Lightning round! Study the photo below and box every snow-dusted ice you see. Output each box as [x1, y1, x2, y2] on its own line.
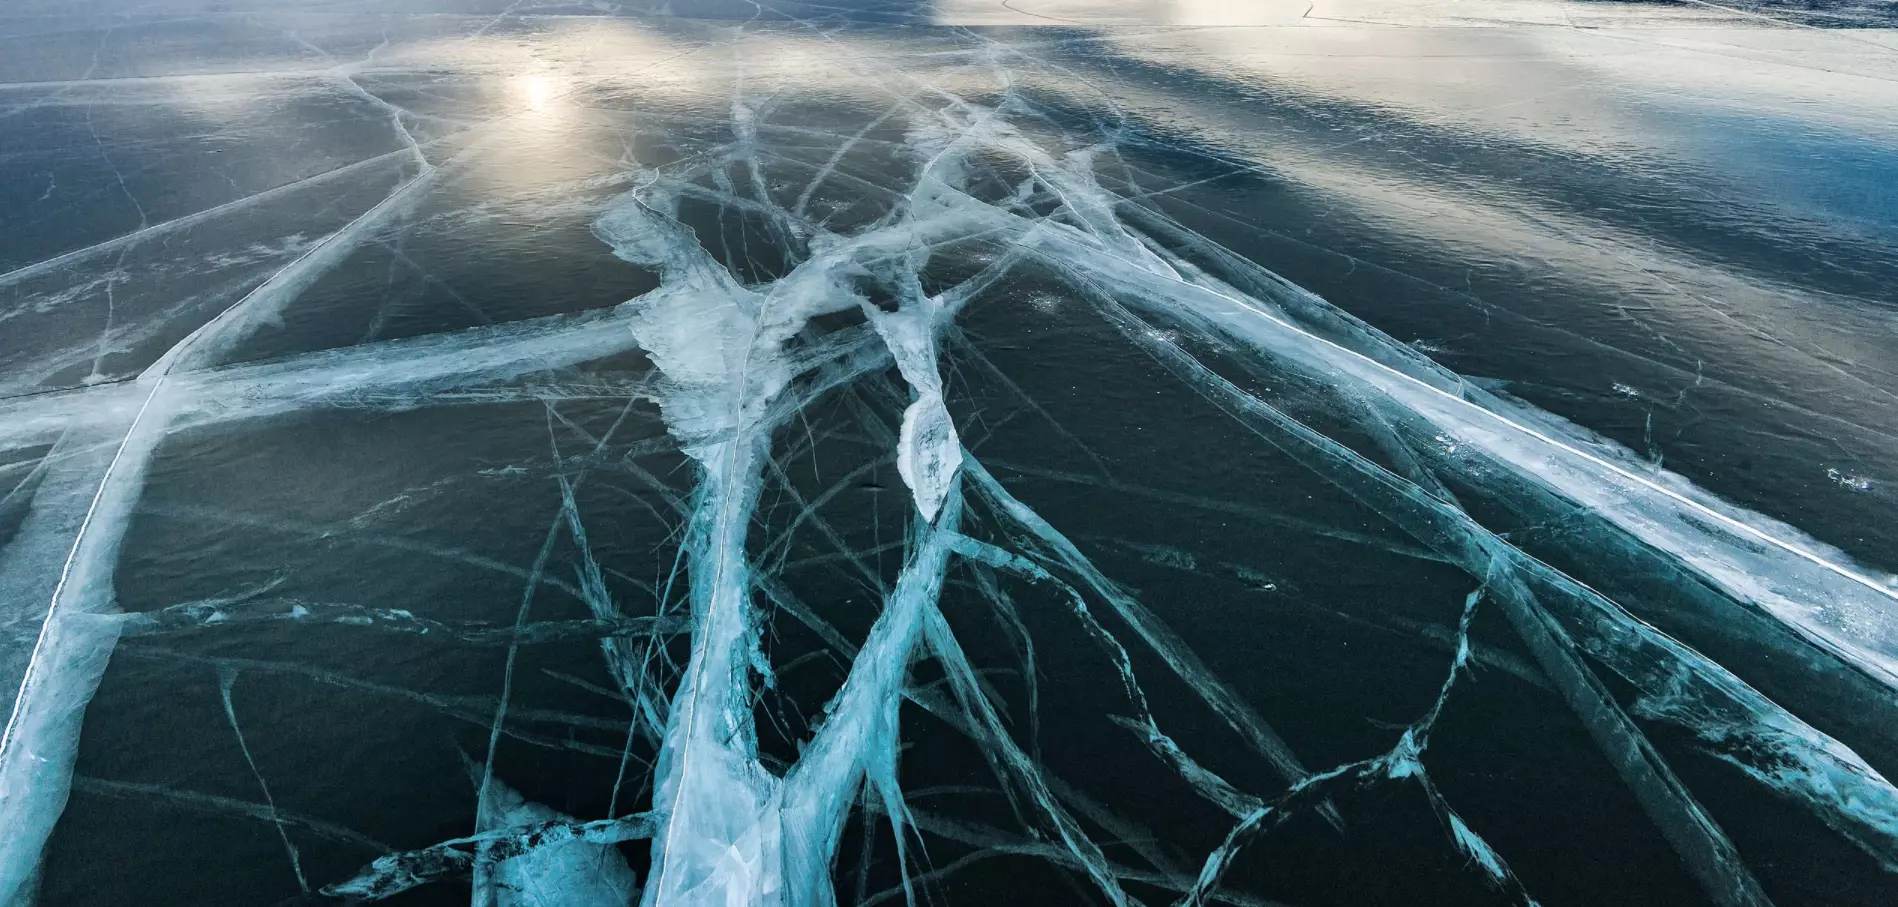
[2, 2, 1897, 906]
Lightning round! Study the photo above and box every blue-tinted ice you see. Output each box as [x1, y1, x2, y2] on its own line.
[2, 3, 1897, 906]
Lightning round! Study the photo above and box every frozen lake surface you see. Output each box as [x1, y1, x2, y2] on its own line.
[2, 2, 1897, 905]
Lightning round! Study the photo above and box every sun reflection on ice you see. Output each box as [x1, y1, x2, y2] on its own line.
[465, 71, 599, 194]
[518, 74, 557, 112]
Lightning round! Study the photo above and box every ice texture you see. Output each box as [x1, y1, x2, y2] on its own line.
[2, 8, 1895, 907]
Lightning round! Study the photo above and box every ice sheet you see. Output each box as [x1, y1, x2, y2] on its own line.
[3, 4, 1895, 907]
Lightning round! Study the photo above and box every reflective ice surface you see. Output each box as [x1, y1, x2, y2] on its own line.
[2, 1, 1897, 905]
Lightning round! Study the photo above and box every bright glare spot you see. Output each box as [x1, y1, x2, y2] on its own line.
[521, 75, 554, 110]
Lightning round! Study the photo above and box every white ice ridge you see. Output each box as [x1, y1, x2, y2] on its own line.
[587, 146, 991, 905]
[958, 141, 1898, 884]
[0, 385, 170, 907]
[1002, 139, 1898, 694]
[0, 72, 486, 902]
[583, 96, 1746, 907]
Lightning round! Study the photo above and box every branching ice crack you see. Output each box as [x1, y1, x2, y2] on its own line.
[10, 31, 1897, 907]
[217, 667, 309, 893]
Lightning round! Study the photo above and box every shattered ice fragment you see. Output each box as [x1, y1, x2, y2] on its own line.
[1827, 468, 1872, 491]
[1448, 812, 1511, 882]
[477, 775, 640, 907]
[865, 297, 961, 522]
[1230, 566, 1277, 592]
[1119, 540, 1197, 571]
[895, 394, 962, 522]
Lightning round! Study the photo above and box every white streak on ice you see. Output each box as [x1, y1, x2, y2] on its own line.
[0, 384, 167, 906]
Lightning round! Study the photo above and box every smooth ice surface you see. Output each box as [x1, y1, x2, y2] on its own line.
[2, 2, 1897, 907]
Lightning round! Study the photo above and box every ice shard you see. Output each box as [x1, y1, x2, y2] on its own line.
[864, 296, 961, 522]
